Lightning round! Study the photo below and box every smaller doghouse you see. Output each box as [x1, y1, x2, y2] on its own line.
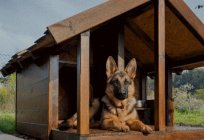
[1, 0, 204, 140]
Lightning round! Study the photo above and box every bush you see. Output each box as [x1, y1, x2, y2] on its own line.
[0, 112, 15, 133]
[195, 88, 204, 100]
[0, 74, 16, 112]
[173, 84, 204, 113]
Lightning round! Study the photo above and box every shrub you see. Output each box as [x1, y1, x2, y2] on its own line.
[173, 84, 204, 113]
[195, 88, 204, 100]
[0, 112, 15, 133]
[0, 74, 16, 112]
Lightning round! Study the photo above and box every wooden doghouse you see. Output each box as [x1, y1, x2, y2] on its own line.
[1, 0, 204, 140]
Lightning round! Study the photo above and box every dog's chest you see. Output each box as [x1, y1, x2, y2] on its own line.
[115, 108, 128, 120]
[102, 95, 137, 121]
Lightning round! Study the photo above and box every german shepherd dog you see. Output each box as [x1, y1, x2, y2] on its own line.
[59, 56, 152, 133]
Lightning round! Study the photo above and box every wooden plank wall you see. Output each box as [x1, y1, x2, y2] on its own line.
[16, 61, 49, 139]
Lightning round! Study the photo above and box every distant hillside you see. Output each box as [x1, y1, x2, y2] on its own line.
[173, 68, 204, 90]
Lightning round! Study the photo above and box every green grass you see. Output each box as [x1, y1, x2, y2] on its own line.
[0, 112, 15, 133]
[175, 110, 204, 126]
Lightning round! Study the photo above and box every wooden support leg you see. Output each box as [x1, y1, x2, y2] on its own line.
[141, 73, 147, 101]
[48, 55, 59, 138]
[166, 70, 174, 126]
[77, 31, 90, 134]
[118, 25, 125, 70]
[154, 0, 166, 131]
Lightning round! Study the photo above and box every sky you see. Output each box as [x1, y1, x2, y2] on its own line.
[184, 0, 204, 23]
[0, 0, 203, 68]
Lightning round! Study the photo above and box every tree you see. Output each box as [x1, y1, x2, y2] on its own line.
[173, 69, 204, 91]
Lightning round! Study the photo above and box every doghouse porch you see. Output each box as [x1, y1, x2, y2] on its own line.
[51, 127, 204, 140]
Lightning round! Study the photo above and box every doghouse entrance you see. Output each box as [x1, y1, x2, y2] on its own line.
[56, 21, 155, 138]
[58, 22, 119, 122]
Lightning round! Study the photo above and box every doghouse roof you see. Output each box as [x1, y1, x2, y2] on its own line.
[1, 0, 204, 76]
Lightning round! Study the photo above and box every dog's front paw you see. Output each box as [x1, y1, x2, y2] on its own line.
[141, 125, 153, 134]
[67, 118, 77, 128]
[59, 121, 69, 131]
[120, 124, 130, 132]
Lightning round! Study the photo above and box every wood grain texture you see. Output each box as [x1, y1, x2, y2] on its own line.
[51, 128, 204, 140]
[125, 26, 154, 66]
[165, 70, 174, 126]
[141, 73, 147, 100]
[154, 0, 166, 131]
[16, 62, 49, 139]
[167, 0, 204, 43]
[48, 55, 59, 137]
[48, 0, 150, 44]
[77, 31, 90, 134]
[17, 109, 48, 124]
[17, 122, 48, 140]
[118, 25, 125, 70]
[126, 18, 154, 52]
[130, 5, 204, 69]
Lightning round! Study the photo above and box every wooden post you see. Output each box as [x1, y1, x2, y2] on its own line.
[154, 0, 166, 131]
[166, 69, 174, 126]
[141, 73, 147, 101]
[48, 55, 59, 138]
[118, 26, 125, 70]
[77, 31, 90, 134]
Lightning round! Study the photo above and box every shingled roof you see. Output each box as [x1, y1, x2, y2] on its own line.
[1, 0, 204, 76]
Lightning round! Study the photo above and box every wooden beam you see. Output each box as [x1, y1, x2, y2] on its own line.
[165, 69, 174, 126]
[171, 55, 204, 70]
[126, 18, 174, 64]
[126, 19, 154, 52]
[167, 0, 204, 45]
[77, 31, 90, 134]
[118, 25, 125, 70]
[32, 34, 56, 52]
[141, 73, 147, 100]
[154, 0, 166, 131]
[48, 55, 59, 138]
[48, 0, 150, 44]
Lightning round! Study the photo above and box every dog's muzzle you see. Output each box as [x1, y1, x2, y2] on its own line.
[114, 91, 128, 100]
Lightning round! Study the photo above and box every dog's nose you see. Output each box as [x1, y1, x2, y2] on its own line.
[114, 91, 128, 100]
[120, 92, 128, 98]
[121, 92, 127, 95]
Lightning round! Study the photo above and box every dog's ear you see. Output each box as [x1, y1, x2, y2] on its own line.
[125, 58, 137, 79]
[106, 56, 118, 78]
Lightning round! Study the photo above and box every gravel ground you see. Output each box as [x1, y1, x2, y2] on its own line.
[0, 131, 24, 140]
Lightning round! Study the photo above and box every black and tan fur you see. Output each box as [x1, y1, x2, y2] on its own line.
[59, 56, 152, 133]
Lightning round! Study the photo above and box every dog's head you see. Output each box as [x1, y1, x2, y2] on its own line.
[106, 56, 137, 101]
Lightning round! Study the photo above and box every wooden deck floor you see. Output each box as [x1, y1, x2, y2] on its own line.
[51, 126, 204, 140]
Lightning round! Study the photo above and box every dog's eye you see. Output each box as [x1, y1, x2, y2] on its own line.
[124, 79, 130, 85]
[114, 79, 119, 83]
[111, 79, 119, 85]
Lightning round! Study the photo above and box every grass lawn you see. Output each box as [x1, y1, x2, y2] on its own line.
[175, 110, 204, 126]
[0, 110, 204, 133]
[0, 112, 15, 133]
